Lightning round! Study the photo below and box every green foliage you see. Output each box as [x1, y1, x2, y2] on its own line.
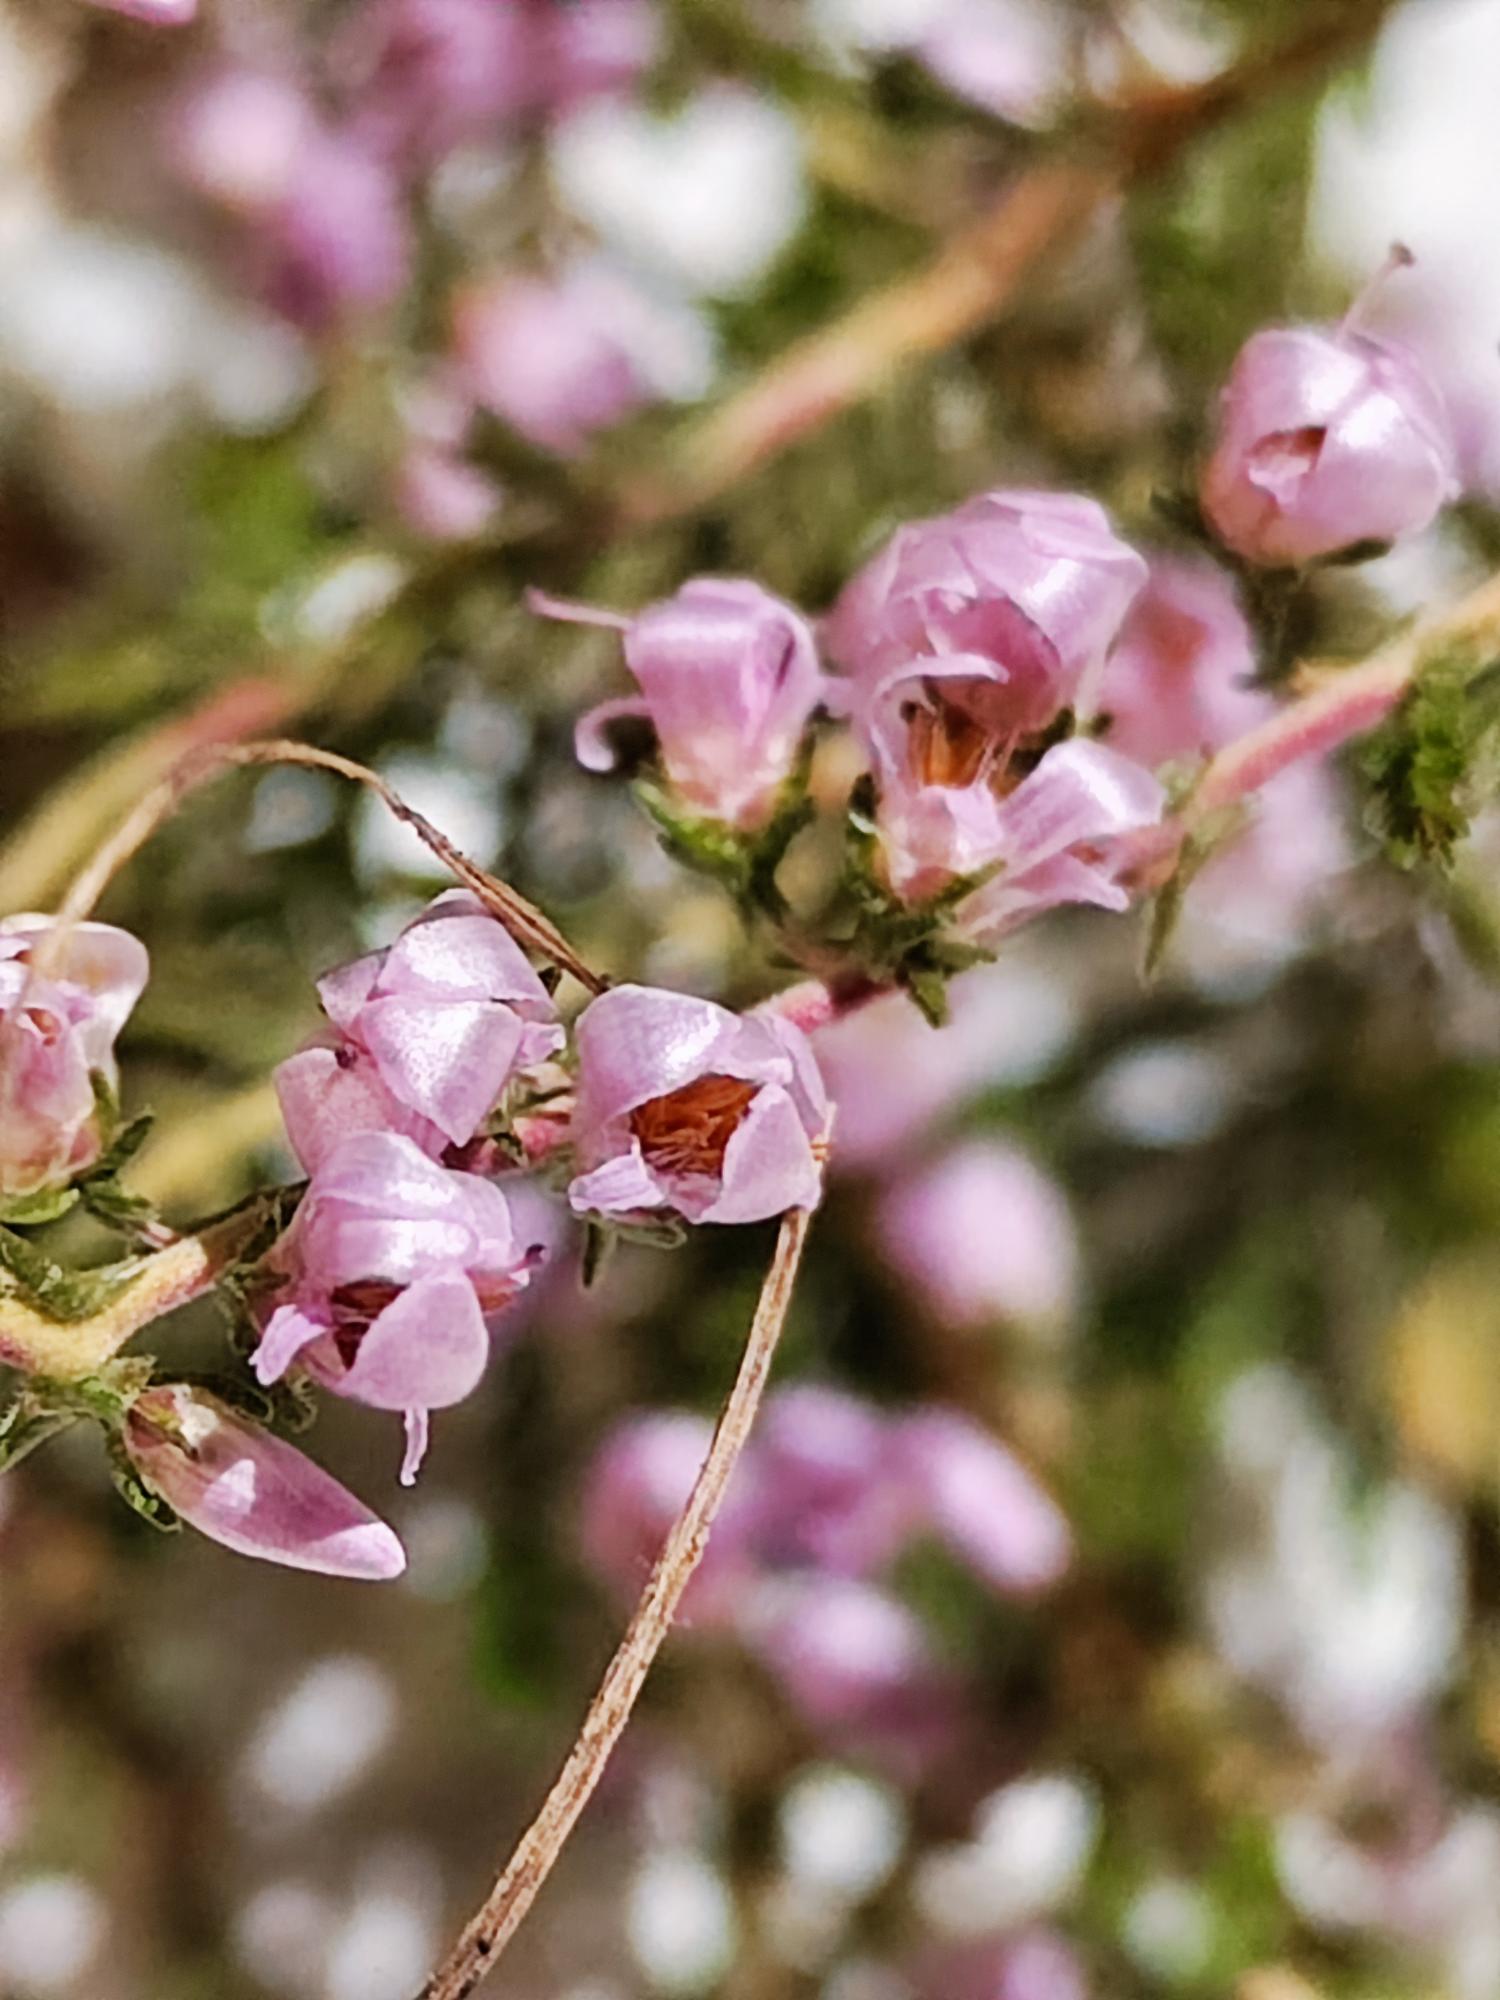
[1362, 651, 1500, 870]
[632, 760, 816, 922]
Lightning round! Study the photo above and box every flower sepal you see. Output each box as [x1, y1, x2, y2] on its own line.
[632, 750, 816, 921]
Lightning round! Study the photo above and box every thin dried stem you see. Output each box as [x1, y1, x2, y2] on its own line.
[30, 738, 607, 997]
[621, 0, 1395, 523]
[415, 1201, 815, 2000]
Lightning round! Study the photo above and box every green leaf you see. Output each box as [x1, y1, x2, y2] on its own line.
[0, 1186, 81, 1228]
[1362, 649, 1500, 871]
[105, 1435, 181, 1534]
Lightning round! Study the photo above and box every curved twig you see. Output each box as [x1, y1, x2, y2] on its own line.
[414, 1201, 814, 2000]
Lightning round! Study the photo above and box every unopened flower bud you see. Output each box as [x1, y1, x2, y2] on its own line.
[539, 577, 826, 831]
[122, 1384, 405, 1579]
[1201, 324, 1459, 567]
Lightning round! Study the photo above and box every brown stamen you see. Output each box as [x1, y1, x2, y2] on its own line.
[630, 1075, 759, 1178]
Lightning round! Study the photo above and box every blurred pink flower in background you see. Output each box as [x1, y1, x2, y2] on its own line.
[877, 1139, 1081, 1336]
[539, 576, 826, 830]
[256, 1131, 539, 1482]
[123, 1384, 406, 1579]
[1201, 323, 1458, 567]
[1106, 557, 1349, 978]
[0, 916, 148, 1197]
[171, 69, 316, 214]
[330, 0, 535, 171]
[568, 985, 828, 1225]
[453, 263, 659, 456]
[85, 0, 196, 21]
[256, 130, 410, 331]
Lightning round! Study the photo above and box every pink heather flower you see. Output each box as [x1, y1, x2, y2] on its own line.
[536, 577, 826, 831]
[258, 131, 410, 331]
[1201, 324, 1459, 567]
[876, 737, 1165, 938]
[897, 1410, 1071, 1593]
[275, 890, 563, 1173]
[0, 917, 148, 1198]
[828, 490, 1148, 733]
[255, 1132, 537, 1483]
[877, 1139, 1081, 1335]
[567, 984, 827, 1225]
[123, 1384, 405, 1580]
[453, 265, 655, 457]
[331, 0, 534, 171]
[917, 3, 1066, 128]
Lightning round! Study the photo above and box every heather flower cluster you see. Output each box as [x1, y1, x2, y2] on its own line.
[582, 1387, 1069, 1747]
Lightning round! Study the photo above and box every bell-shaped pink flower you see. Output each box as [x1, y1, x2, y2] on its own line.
[897, 1410, 1071, 1594]
[877, 1139, 1080, 1335]
[123, 1384, 406, 1579]
[828, 489, 1147, 734]
[1201, 324, 1459, 567]
[255, 1132, 537, 1483]
[0, 917, 149, 1198]
[876, 737, 1165, 940]
[276, 890, 562, 1172]
[537, 577, 826, 831]
[453, 264, 656, 457]
[745, 1574, 949, 1736]
[567, 984, 827, 1225]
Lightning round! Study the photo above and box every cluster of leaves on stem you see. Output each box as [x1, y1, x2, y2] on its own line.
[1362, 649, 1500, 871]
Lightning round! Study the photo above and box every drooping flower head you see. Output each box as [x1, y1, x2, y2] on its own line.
[275, 890, 562, 1173]
[123, 1384, 405, 1579]
[255, 1131, 538, 1482]
[829, 489, 1148, 737]
[537, 577, 827, 831]
[567, 985, 827, 1225]
[0, 916, 149, 1198]
[1201, 324, 1459, 567]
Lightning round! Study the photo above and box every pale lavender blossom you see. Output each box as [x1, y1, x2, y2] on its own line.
[0, 917, 149, 1198]
[171, 69, 315, 214]
[877, 1139, 1081, 1335]
[275, 890, 562, 1172]
[535, 577, 826, 830]
[542, 0, 660, 109]
[1201, 324, 1459, 566]
[123, 1384, 406, 1579]
[828, 490, 1147, 732]
[578, 1410, 749, 1622]
[568, 985, 827, 1225]
[255, 1132, 538, 1483]
[746, 1386, 914, 1577]
[746, 1574, 946, 1733]
[453, 265, 656, 456]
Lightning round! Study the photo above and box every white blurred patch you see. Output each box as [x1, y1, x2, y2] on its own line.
[1122, 1876, 1215, 1982]
[779, 1766, 906, 1900]
[1206, 1366, 1462, 1747]
[397, 1491, 489, 1602]
[234, 1880, 334, 1997]
[914, 1773, 1098, 1938]
[626, 1847, 737, 1995]
[1087, 1040, 1237, 1147]
[242, 1656, 398, 1814]
[353, 754, 505, 882]
[324, 1846, 442, 2000]
[550, 88, 806, 299]
[275, 552, 409, 650]
[0, 1875, 106, 1993]
[244, 767, 341, 854]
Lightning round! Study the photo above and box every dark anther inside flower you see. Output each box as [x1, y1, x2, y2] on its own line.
[628, 1075, 761, 1179]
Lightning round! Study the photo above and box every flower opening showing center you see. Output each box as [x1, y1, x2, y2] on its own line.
[1248, 425, 1326, 505]
[629, 1074, 760, 1178]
